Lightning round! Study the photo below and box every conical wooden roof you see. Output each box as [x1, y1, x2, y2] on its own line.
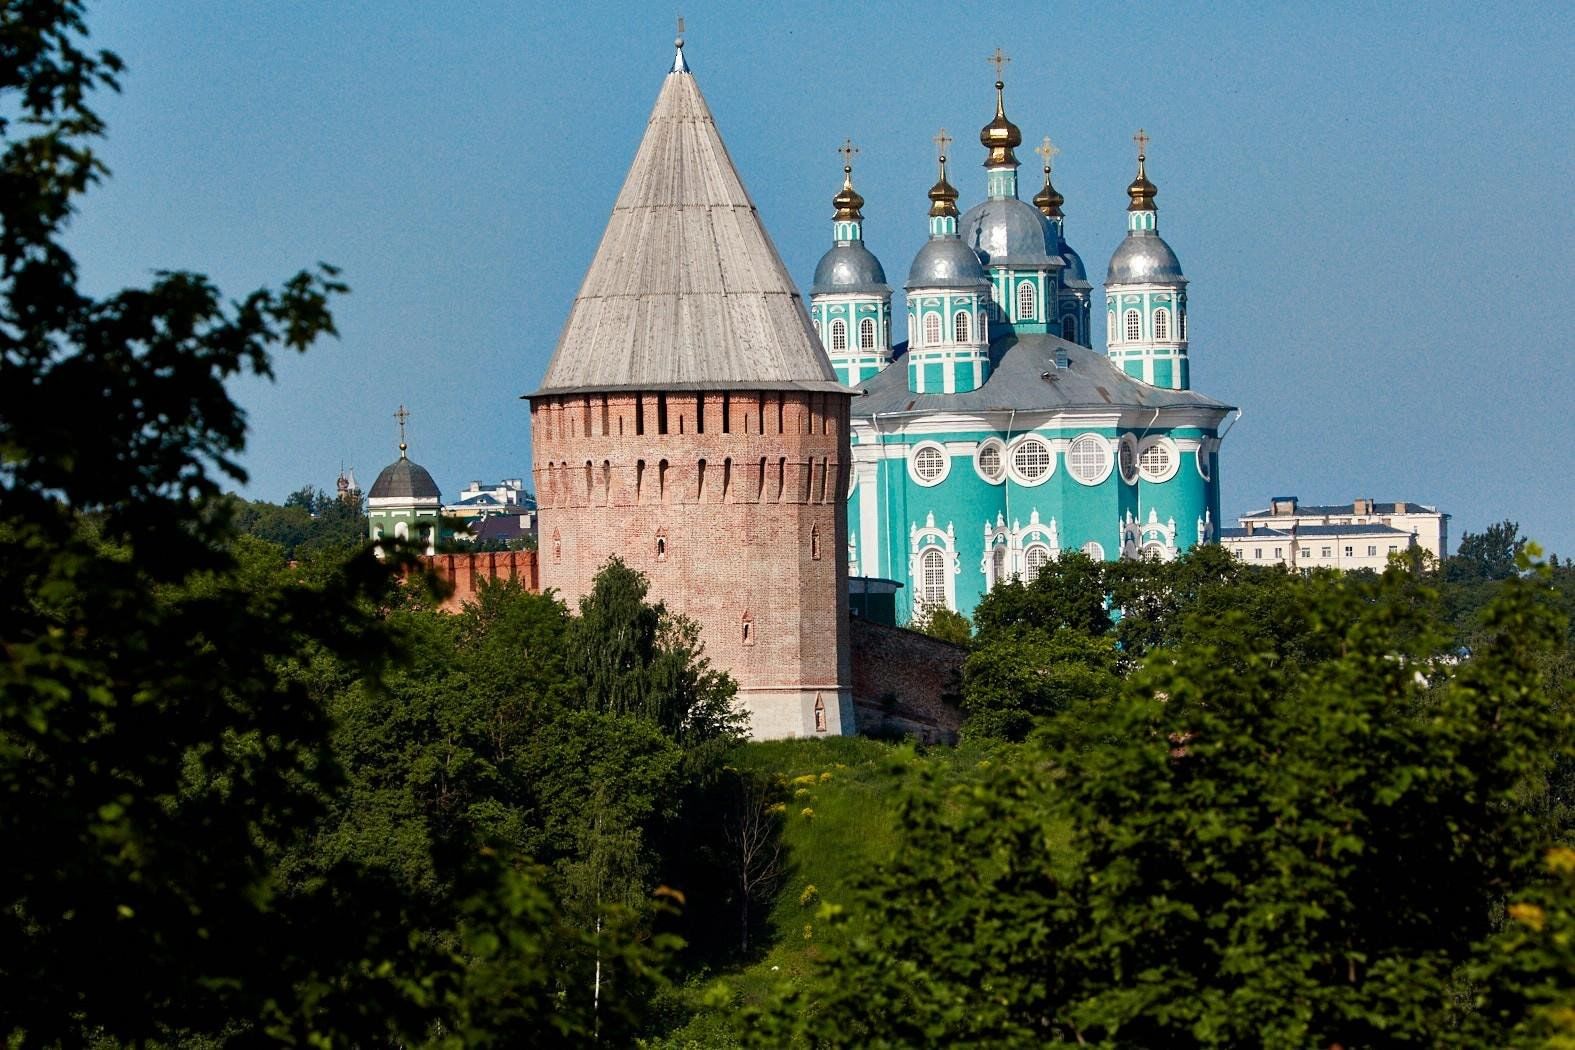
[533, 46, 844, 396]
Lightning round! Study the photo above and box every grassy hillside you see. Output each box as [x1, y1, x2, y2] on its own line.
[649, 735, 993, 1047]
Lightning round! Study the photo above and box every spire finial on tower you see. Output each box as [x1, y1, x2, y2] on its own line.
[671, 16, 690, 74]
[394, 404, 410, 457]
[980, 49, 1021, 168]
[1127, 128, 1158, 212]
[1033, 135, 1065, 218]
[928, 128, 959, 220]
[831, 138, 864, 222]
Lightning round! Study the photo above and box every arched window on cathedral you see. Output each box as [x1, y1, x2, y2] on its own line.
[1125, 309, 1141, 342]
[953, 310, 971, 344]
[1062, 315, 1077, 342]
[992, 545, 1007, 586]
[1017, 281, 1036, 321]
[859, 318, 876, 350]
[919, 547, 946, 608]
[923, 312, 942, 346]
[830, 319, 847, 351]
[1024, 544, 1049, 583]
[1154, 308, 1170, 341]
[1179, 308, 1187, 340]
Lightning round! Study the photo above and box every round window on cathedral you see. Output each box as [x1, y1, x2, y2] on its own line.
[1067, 434, 1113, 486]
[975, 440, 1006, 484]
[909, 443, 949, 486]
[1138, 437, 1180, 483]
[1010, 437, 1053, 485]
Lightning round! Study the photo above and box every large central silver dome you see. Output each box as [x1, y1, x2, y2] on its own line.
[811, 242, 890, 296]
[906, 239, 989, 290]
[1107, 230, 1185, 284]
[959, 197, 1059, 268]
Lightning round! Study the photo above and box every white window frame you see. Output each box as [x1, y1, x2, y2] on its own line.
[1124, 309, 1141, 342]
[907, 441, 950, 487]
[1154, 307, 1170, 341]
[974, 438, 1006, 485]
[1137, 436, 1180, 483]
[859, 317, 876, 350]
[923, 312, 943, 346]
[830, 318, 847, 351]
[1195, 437, 1215, 481]
[953, 310, 971, 344]
[1007, 435, 1055, 486]
[1066, 433, 1114, 486]
[1017, 281, 1037, 321]
[1082, 541, 1105, 561]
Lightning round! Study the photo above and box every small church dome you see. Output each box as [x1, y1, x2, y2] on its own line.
[811, 242, 890, 295]
[959, 196, 1057, 267]
[1106, 231, 1184, 284]
[906, 238, 989, 290]
[1060, 240, 1087, 282]
[368, 455, 441, 500]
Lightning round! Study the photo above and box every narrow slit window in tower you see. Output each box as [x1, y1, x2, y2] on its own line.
[657, 393, 668, 435]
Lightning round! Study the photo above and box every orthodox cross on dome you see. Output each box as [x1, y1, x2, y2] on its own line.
[987, 46, 1010, 82]
[933, 126, 953, 162]
[1035, 135, 1059, 172]
[838, 137, 859, 171]
[394, 404, 410, 454]
[1133, 127, 1150, 161]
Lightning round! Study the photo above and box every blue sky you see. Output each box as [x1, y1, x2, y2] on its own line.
[69, 2, 1573, 554]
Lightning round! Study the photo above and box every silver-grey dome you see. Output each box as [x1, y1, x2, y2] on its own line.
[959, 197, 1058, 267]
[905, 238, 989, 290]
[368, 456, 441, 500]
[810, 242, 890, 296]
[1059, 240, 1087, 282]
[1106, 230, 1186, 284]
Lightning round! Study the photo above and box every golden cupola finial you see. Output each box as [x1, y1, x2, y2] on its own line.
[980, 48, 1021, 168]
[929, 128, 959, 219]
[832, 138, 864, 221]
[1033, 135, 1064, 218]
[1127, 127, 1158, 212]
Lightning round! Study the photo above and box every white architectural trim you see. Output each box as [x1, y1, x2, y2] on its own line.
[1007, 434, 1056, 486]
[910, 513, 958, 612]
[1137, 435, 1181, 483]
[1066, 433, 1115, 486]
[907, 441, 951, 487]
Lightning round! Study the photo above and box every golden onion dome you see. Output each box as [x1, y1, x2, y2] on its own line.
[928, 155, 959, 219]
[980, 81, 1021, 168]
[1034, 167, 1064, 219]
[832, 165, 864, 221]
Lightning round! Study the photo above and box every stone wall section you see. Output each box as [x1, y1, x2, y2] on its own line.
[416, 551, 540, 614]
[848, 617, 965, 744]
[531, 389, 854, 739]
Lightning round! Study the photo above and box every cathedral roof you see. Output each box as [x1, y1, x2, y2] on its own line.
[1107, 230, 1186, 285]
[855, 334, 1231, 416]
[959, 196, 1062, 269]
[532, 42, 844, 397]
[811, 242, 889, 296]
[906, 238, 989, 290]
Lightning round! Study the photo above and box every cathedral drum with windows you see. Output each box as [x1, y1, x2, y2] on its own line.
[529, 37, 854, 740]
[812, 60, 1234, 623]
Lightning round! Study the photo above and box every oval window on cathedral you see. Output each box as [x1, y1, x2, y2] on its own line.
[1118, 435, 1140, 485]
[1067, 434, 1113, 486]
[1010, 437, 1053, 484]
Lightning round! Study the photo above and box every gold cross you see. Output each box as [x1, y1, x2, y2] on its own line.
[988, 46, 1009, 81]
[394, 404, 409, 446]
[1133, 127, 1150, 159]
[838, 137, 859, 170]
[1035, 135, 1059, 171]
[933, 127, 952, 162]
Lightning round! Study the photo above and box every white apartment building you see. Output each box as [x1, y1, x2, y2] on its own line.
[1229, 496, 1449, 560]
[1219, 521, 1417, 571]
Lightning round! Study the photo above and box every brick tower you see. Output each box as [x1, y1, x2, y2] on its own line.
[527, 36, 854, 739]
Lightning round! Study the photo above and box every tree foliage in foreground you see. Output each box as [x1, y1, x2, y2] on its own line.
[745, 559, 1573, 1047]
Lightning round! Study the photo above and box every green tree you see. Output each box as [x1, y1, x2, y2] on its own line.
[971, 551, 1111, 644]
[908, 604, 973, 648]
[1447, 519, 1526, 582]
[0, 6, 649, 1043]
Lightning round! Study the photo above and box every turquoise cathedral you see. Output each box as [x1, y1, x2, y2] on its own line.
[810, 74, 1234, 622]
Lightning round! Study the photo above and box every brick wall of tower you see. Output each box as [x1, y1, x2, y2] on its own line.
[530, 389, 853, 739]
